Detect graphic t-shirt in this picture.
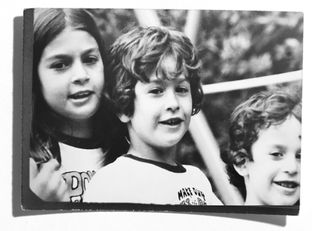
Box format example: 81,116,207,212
59,143,104,202
84,154,222,205
48,134,104,202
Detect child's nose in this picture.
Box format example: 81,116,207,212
71,61,89,85
165,90,180,112
283,155,299,175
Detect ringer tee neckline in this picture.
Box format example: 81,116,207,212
54,132,103,149
124,154,186,173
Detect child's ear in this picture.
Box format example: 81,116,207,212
233,159,249,177
118,114,131,123
232,150,250,177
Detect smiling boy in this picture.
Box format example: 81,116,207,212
224,91,301,205
84,26,221,205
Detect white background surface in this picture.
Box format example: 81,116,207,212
1,0,319,230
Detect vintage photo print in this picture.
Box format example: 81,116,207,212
21,8,302,214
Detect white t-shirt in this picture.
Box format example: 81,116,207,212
59,139,104,202
84,154,222,205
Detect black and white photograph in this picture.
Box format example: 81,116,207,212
20,7,303,214
5,0,320,230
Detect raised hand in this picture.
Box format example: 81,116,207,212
29,158,69,202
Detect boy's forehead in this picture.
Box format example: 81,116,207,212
254,116,301,148
149,74,188,83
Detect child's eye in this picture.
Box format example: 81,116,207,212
149,88,163,95
83,55,98,65
176,86,190,94
50,61,69,71
296,152,301,160
270,152,284,159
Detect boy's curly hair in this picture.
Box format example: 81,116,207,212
105,26,203,117
222,90,301,198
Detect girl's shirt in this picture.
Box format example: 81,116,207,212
57,134,104,202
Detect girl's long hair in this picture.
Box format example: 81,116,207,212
31,8,128,165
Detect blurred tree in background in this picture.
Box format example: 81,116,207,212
89,9,303,184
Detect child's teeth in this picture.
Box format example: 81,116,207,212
276,182,298,188
161,118,182,125
70,91,92,99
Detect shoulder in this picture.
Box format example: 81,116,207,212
183,165,208,178
83,156,140,202
182,165,223,205
178,165,211,189
91,156,131,181
83,157,123,201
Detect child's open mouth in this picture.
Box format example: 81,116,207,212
159,118,183,126
274,181,299,189
69,90,93,100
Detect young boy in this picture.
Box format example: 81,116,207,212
84,26,221,205
224,91,301,205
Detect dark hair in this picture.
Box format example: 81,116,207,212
105,26,203,117
223,90,301,198
31,8,128,164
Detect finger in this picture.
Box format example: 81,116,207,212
29,158,38,180
37,159,61,178
31,163,60,195
56,179,69,202
46,169,64,191
48,173,68,201
38,171,65,201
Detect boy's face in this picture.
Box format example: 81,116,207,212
123,56,192,156
242,116,301,205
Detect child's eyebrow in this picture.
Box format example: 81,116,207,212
148,78,164,84
148,77,189,85
45,54,70,62
270,144,287,150
270,144,301,152
176,77,189,83
81,47,100,56
44,47,100,62
154,73,188,80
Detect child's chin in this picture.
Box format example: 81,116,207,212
67,107,98,120
158,138,181,148
281,198,300,206
270,196,300,206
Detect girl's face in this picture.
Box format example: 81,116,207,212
243,116,301,205
38,28,104,122
123,56,193,156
